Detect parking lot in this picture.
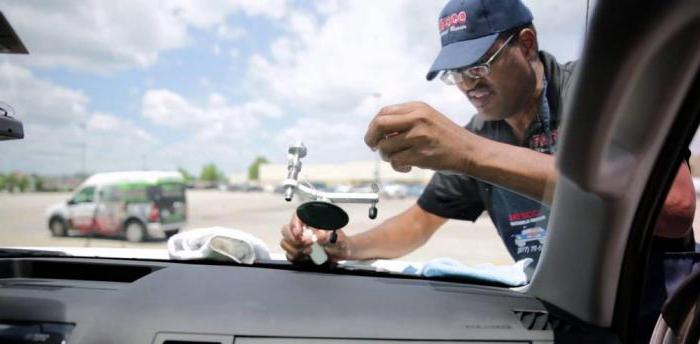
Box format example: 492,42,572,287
0,190,514,264
2,190,700,265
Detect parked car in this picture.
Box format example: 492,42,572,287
331,183,354,193
350,183,378,193
405,183,425,198
45,171,187,242
381,183,408,199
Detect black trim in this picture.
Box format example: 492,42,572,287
662,264,700,333
612,70,700,343
0,11,28,54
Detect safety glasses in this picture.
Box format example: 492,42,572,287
440,34,516,85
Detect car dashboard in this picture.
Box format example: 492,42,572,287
0,257,560,343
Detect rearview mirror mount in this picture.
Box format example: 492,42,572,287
0,105,24,141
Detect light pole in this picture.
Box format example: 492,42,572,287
79,122,87,176
372,92,382,185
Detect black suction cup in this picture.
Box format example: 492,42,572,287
296,201,349,231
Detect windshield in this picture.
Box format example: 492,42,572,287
1,1,698,286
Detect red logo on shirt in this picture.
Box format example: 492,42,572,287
529,129,559,149
508,210,541,222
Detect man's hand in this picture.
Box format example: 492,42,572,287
279,213,352,263
364,101,475,173
314,229,352,262
279,213,313,262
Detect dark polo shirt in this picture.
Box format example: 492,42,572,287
417,51,577,265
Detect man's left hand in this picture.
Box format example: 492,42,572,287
364,101,475,173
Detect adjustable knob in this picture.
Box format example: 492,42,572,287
369,205,378,219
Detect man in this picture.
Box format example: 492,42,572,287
280,0,694,275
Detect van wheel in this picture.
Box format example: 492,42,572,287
49,218,67,237
124,221,147,243
165,229,179,239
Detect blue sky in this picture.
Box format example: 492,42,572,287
0,0,618,176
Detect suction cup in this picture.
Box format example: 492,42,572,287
296,201,349,231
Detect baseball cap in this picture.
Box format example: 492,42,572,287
426,0,533,81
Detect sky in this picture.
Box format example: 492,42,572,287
0,0,609,176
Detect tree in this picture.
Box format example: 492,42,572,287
31,174,45,192
177,167,194,183
248,156,269,181
200,163,224,183
3,173,17,192
17,175,29,192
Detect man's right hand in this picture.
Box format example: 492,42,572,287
279,213,352,263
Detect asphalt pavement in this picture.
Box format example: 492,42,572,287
0,190,512,265
2,190,699,265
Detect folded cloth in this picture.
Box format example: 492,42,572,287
167,227,270,264
418,257,533,287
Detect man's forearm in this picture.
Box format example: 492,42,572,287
655,163,695,238
348,222,425,260
463,135,558,205
347,204,445,260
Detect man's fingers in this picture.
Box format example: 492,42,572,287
373,131,419,173
365,112,419,149
285,252,310,263
376,103,416,116
376,131,414,158
314,230,332,245
391,161,413,173
288,212,304,239
388,149,419,172
280,239,311,258
280,224,310,244
322,245,346,262
280,236,309,252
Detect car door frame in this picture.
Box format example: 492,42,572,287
526,0,700,342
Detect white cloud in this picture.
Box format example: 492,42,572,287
523,0,589,62
217,24,247,41
142,89,201,128
242,99,284,119
275,117,374,163
141,89,282,141
0,0,290,73
2,2,188,72
0,61,89,126
87,112,156,144
0,61,158,174
243,1,473,164
229,48,241,59
0,110,159,175
0,1,594,174
242,0,590,163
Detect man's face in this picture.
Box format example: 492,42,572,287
455,35,537,121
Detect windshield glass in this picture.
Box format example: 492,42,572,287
2,0,696,286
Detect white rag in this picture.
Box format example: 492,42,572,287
167,227,271,264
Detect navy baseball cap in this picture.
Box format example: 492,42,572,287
426,0,533,81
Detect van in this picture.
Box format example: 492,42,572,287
45,171,187,242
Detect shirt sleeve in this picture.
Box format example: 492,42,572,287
417,171,485,221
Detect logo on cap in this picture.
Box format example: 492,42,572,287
438,11,468,34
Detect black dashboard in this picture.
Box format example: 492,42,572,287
0,257,557,343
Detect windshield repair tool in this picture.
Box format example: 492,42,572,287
283,141,379,265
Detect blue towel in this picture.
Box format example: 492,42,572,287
417,257,533,287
